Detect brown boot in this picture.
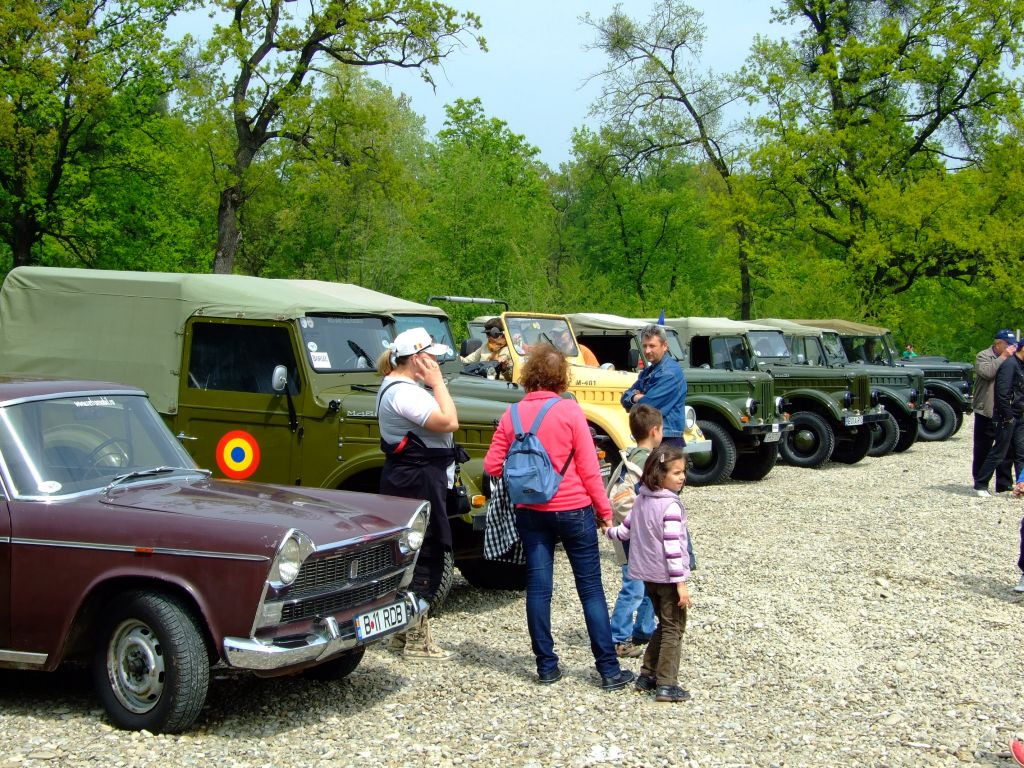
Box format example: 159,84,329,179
402,616,452,660
387,632,406,652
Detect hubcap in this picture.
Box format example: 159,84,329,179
106,619,165,714
792,427,818,453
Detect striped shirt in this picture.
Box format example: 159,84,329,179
605,485,689,583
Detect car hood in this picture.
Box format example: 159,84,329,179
102,477,421,545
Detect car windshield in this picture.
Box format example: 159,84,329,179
299,315,391,372
505,316,578,357
393,315,458,362
841,334,891,365
0,393,196,499
820,332,851,364
748,331,790,359
709,335,752,371
664,329,688,362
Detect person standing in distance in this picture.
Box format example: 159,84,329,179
973,329,1018,497
376,327,465,659
621,324,688,448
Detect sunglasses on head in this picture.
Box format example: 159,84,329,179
485,328,503,338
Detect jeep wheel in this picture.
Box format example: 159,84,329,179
685,421,737,486
893,412,919,453
93,591,209,733
779,412,835,468
729,441,779,482
918,398,956,442
457,558,527,590
867,413,899,457
951,406,965,435
831,425,871,464
429,550,456,616
303,648,365,681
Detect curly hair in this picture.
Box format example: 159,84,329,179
519,343,570,393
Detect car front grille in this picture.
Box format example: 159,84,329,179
288,542,396,598
281,573,404,623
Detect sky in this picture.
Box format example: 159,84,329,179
371,1,780,167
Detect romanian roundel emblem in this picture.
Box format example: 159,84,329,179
216,430,261,480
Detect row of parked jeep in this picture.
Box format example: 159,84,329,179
0,267,972,733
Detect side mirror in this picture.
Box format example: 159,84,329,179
272,365,288,393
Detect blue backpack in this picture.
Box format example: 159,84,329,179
504,398,575,505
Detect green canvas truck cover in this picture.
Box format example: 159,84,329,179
0,267,445,414
791,319,889,335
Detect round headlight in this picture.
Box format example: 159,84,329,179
274,536,302,585
400,504,429,554
684,405,697,431
775,395,784,413
745,397,759,417
843,391,854,409
870,389,880,407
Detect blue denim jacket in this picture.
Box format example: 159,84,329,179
620,355,688,438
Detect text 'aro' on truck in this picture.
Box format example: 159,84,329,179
0,376,429,733
0,267,525,598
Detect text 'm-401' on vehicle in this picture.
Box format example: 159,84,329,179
0,377,428,733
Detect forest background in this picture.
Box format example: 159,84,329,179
2,0,1023,360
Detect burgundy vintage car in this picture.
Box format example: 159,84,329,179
0,377,429,732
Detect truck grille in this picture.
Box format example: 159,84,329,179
852,375,872,411
757,379,775,418
289,542,396,598
281,573,403,622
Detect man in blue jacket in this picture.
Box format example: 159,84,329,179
621,324,688,447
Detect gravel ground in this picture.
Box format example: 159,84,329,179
2,422,1023,768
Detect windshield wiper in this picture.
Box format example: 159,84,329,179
104,466,211,494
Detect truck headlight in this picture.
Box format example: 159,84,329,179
400,502,429,555
269,530,314,587
684,406,697,431
745,398,759,417
843,391,854,409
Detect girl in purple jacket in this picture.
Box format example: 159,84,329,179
605,443,693,702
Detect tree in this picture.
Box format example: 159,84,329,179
191,0,482,274
584,1,759,317
0,0,190,268
745,0,1024,312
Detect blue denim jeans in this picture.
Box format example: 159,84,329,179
609,563,657,644
514,506,620,678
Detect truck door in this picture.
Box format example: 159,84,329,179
175,320,305,485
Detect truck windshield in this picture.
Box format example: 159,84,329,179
820,332,851,365
300,315,390,372
506,316,578,357
841,335,891,366
709,336,752,371
748,331,790,359
664,329,688,362
393,315,458,362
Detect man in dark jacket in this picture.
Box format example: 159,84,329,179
974,329,1018,496
976,339,1024,495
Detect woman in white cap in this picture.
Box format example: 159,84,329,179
376,327,465,660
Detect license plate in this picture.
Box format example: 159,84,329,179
845,415,864,426
355,601,408,641
764,430,781,442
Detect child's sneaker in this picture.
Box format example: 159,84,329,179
615,642,643,658
655,684,691,703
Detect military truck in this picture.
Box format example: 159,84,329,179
565,312,790,485
665,317,888,468
0,267,524,592
791,319,973,441
756,318,927,456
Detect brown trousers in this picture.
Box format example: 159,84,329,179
641,581,688,687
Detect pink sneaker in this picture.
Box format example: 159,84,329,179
1011,737,1024,767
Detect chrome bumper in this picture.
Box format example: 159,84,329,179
222,591,427,671
683,439,713,455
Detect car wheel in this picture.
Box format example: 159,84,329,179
685,421,737,486
779,412,835,468
93,591,209,733
918,398,956,441
951,406,965,435
303,647,365,681
456,559,527,590
831,424,871,464
428,550,456,616
729,441,780,482
866,413,899,457
893,411,919,453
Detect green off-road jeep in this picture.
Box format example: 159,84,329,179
0,267,524,593
791,319,973,442
757,318,927,456
665,317,888,469
565,313,791,485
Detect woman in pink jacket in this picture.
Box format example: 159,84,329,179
484,344,634,691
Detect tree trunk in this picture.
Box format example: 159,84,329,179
11,211,39,268
213,183,242,275
735,222,752,320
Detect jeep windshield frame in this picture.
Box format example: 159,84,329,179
839,334,894,367
820,331,851,365
393,315,459,363
502,315,579,358
708,335,753,371
747,330,790,362
298,315,392,373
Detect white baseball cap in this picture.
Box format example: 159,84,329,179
390,327,452,359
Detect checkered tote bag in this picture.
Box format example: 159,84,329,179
483,472,525,564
